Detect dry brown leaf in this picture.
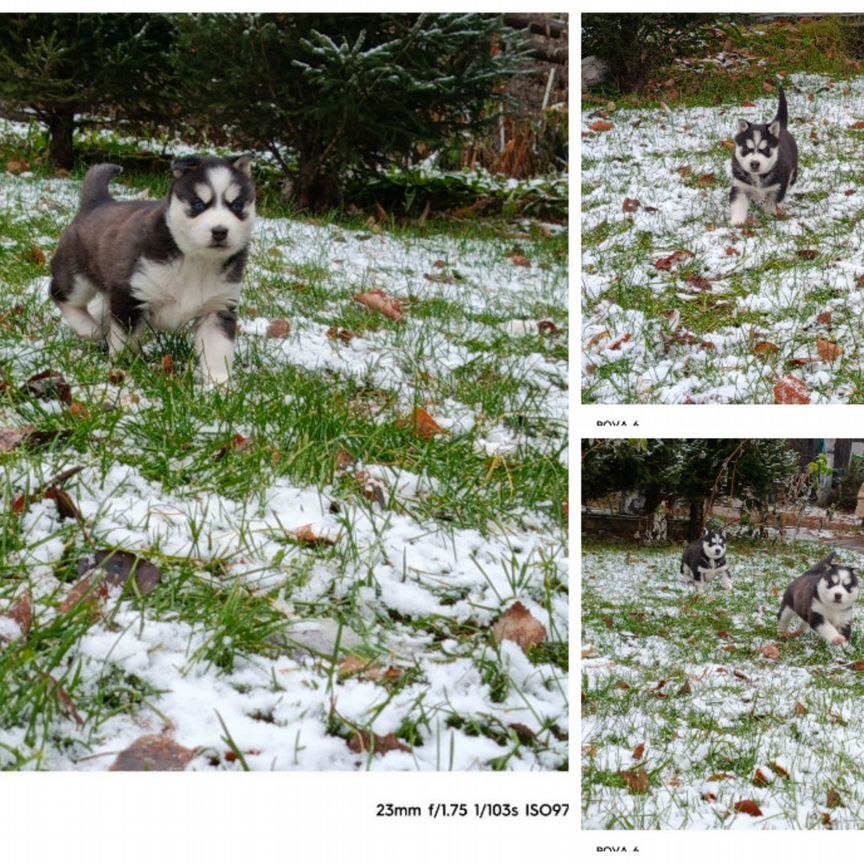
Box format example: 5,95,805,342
396,407,445,441
509,254,531,267
797,249,820,260
22,370,72,406
794,701,808,715
685,275,712,291
492,601,547,652
619,769,650,794
632,742,645,761
759,644,781,660
291,524,336,548
326,326,357,344
754,341,779,355
7,592,32,639
827,789,842,809
654,250,691,271
770,761,789,779
590,120,614,132
266,319,291,339
851,121,864,130
6,159,30,174
353,290,405,322
696,173,716,187
44,487,83,521
585,330,610,349
537,320,560,335
0,425,37,453
607,333,633,352
215,434,253,460
817,311,833,327
622,197,641,212
110,735,196,771
77,550,163,596
817,338,843,361
59,576,109,617
734,799,763,817
754,768,771,787
348,731,411,755
774,376,810,404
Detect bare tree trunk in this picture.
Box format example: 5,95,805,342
47,110,76,170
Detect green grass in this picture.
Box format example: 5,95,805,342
0,122,568,770
583,539,864,828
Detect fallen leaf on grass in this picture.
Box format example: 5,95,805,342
590,120,614,132
817,339,843,361
22,370,72,406
827,789,842,809
774,376,810,404
6,592,32,640
110,735,197,771
509,254,531,267
654,250,692,271
684,275,712,291
734,800,763,817
618,769,650,794
44,487,83,521
770,761,789,779
353,290,404,322
754,341,779,355
266,319,291,339
6,159,30,174
622,197,641,212
492,601,546,652
59,576,110,617
396,407,445,441
797,249,820,260
850,121,864,130
325,326,361,348
732,669,751,682
754,768,772,787
607,333,632,352
585,330,610,349
632,742,645,760
759,644,781,660
537,320,560,335
348,731,411,755
817,311,833,327
794,702,808,715
77,550,163,596
215,434,253,460
696,173,716,187
0,425,37,452
290,524,337,548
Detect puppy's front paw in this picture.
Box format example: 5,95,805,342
831,635,848,646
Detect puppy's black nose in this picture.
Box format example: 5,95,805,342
835,593,844,602
750,161,761,172
211,226,228,242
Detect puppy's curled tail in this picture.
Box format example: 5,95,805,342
78,164,123,213
774,86,788,128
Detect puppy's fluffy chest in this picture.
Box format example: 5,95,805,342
130,256,240,332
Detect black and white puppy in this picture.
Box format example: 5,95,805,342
50,155,256,385
729,86,798,226
777,551,859,646
681,529,731,591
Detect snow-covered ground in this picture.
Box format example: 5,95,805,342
583,541,864,828
582,73,864,404
0,162,568,771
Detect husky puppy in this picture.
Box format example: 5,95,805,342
50,155,256,385
777,551,860,646
681,529,731,590
729,87,798,226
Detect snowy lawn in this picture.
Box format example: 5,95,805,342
0,143,568,770
582,72,864,404
582,539,864,828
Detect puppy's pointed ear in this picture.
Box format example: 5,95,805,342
737,119,750,134
230,154,253,178
171,156,202,178
768,120,781,138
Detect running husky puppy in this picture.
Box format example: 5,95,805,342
729,86,798,226
681,528,731,590
777,551,859,646
50,155,256,385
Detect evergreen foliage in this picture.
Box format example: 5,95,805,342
0,13,176,168
171,13,529,210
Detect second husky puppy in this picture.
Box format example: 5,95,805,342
777,551,859,645
729,86,798,226
681,529,731,591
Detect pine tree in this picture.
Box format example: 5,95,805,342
0,14,175,168
173,13,528,210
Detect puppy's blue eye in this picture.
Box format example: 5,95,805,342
191,199,206,214
229,200,244,214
